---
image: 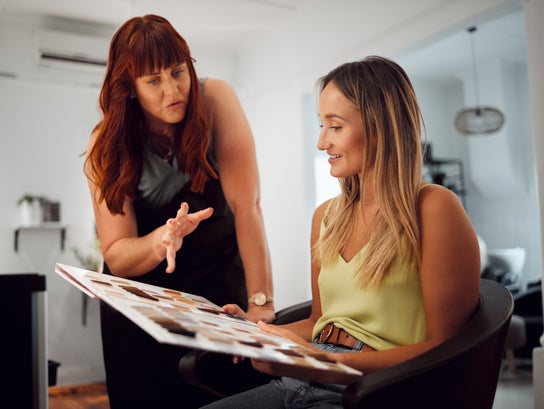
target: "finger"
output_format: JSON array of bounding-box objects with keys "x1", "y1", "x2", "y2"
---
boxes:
[
  {"x1": 165, "y1": 245, "x2": 176, "y2": 273},
  {"x1": 232, "y1": 355, "x2": 245, "y2": 364},
  {"x1": 257, "y1": 321, "x2": 280, "y2": 336},
  {"x1": 222, "y1": 304, "x2": 245, "y2": 317},
  {"x1": 188, "y1": 207, "x2": 213, "y2": 225},
  {"x1": 162, "y1": 219, "x2": 177, "y2": 237},
  {"x1": 175, "y1": 202, "x2": 189, "y2": 219},
  {"x1": 179, "y1": 208, "x2": 213, "y2": 233}
]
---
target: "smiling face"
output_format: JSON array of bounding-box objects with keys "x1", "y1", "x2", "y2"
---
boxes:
[
  {"x1": 134, "y1": 62, "x2": 191, "y2": 133},
  {"x1": 317, "y1": 81, "x2": 366, "y2": 178}
]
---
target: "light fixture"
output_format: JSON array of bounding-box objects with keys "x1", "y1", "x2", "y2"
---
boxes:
[{"x1": 454, "y1": 26, "x2": 505, "y2": 135}]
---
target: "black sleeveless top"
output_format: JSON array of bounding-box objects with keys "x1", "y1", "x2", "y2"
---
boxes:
[{"x1": 102, "y1": 162, "x2": 247, "y2": 310}]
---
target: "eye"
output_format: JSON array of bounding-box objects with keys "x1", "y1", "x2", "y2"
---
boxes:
[
  {"x1": 147, "y1": 77, "x2": 160, "y2": 85},
  {"x1": 172, "y1": 66, "x2": 185, "y2": 78}
]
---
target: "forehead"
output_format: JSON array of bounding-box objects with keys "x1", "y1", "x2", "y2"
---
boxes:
[
  {"x1": 319, "y1": 82, "x2": 358, "y2": 118},
  {"x1": 130, "y1": 40, "x2": 187, "y2": 78}
]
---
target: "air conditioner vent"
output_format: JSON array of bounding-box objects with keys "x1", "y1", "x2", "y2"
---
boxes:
[
  {"x1": 35, "y1": 29, "x2": 109, "y2": 71},
  {"x1": 40, "y1": 51, "x2": 106, "y2": 67}
]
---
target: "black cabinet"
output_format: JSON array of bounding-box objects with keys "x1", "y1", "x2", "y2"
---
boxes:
[
  {"x1": 0, "y1": 274, "x2": 47, "y2": 409},
  {"x1": 423, "y1": 143, "x2": 466, "y2": 207}
]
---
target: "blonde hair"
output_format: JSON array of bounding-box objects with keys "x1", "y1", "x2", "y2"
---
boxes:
[{"x1": 315, "y1": 56, "x2": 425, "y2": 287}]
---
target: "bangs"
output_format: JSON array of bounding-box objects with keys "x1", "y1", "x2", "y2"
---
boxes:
[{"x1": 129, "y1": 29, "x2": 191, "y2": 77}]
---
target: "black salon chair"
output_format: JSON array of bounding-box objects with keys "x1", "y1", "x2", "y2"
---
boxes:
[
  {"x1": 512, "y1": 281, "x2": 543, "y2": 360},
  {"x1": 179, "y1": 279, "x2": 513, "y2": 409}
]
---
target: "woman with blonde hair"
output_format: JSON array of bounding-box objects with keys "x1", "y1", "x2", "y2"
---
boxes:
[{"x1": 201, "y1": 55, "x2": 480, "y2": 408}]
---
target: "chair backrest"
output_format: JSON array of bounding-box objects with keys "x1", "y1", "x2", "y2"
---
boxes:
[
  {"x1": 343, "y1": 279, "x2": 514, "y2": 409},
  {"x1": 273, "y1": 300, "x2": 312, "y2": 325}
]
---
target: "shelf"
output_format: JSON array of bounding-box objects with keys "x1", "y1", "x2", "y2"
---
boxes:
[
  {"x1": 14, "y1": 224, "x2": 66, "y2": 252},
  {"x1": 424, "y1": 157, "x2": 466, "y2": 208}
]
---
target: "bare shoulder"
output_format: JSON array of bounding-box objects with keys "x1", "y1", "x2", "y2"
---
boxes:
[
  {"x1": 202, "y1": 78, "x2": 242, "y2": 129},
  {"x1": 314, "y1": 199, "x2": 332, "y2": 217},
  {"x1": 202, "y1": 78, "x2": 236, "y2": 102},
  {"x1": 310, "y1": 199, "x2": 332, "y2": 242},
  {"x1": 312, "y1": 199, "x2": 333, "y2": 226},
  {"x1": 418, "y1": 183, "x2": 465, "y2": 217},
  {"x1": 417, "y1": 183, "x2": 478, "y2": 265}
]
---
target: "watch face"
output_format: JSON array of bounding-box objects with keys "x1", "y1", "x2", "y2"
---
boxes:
[{"x1": 254, "y1": 292, "x2": 266, "y2": 306}]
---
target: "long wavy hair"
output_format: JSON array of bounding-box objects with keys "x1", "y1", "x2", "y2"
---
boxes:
[
  {"x1": 85, "y1": 14, "x2": 216, "y2": 215},
  {"x1": 314, "y1": 56, "x2": 425, "y2": 287}
]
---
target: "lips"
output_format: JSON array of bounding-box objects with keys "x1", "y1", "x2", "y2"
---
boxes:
[{"x1": 167, "y1": 100, "x2": 184, "y2": 108}]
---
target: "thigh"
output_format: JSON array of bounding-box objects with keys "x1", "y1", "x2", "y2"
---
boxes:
[
  {"x1": 280, "y1": 377, "x2": 344, "y2": 409},
  {"x1": 199, "y1": 382, "x2": 285, "y2": 409}
]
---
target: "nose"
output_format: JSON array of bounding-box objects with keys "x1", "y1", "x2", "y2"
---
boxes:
[
  {"x1": 163, "y1": 78, "x2": 180, "y2": 97},
  {"x1": 317, "y1": 129, "x2": 330, "y2": 151}
]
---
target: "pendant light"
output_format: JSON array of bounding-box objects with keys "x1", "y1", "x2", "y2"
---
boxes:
[{"x1": 454, "y1": 26, "x2": 505, "y2": 135}]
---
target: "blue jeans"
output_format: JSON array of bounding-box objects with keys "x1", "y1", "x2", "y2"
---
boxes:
[{"x1": 199, "y1": 343, "x2": 363, "y2": 409}]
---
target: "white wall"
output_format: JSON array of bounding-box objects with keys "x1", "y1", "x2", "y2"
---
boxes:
[{"x1": 0, "y1": 75, "x2": 105, "y2": 383}]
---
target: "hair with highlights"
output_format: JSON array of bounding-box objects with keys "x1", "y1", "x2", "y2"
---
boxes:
[
  {"x1": 314, "y1": 56, "x2": 425, "y2": 287},
  {"x1": 85, "y1": 14, "x2": 216, "y2": 215}
]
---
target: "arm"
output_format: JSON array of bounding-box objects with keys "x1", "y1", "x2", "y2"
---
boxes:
[
  {"x1": 204, "y1": 78, "x2": 275, "y2": 323},
  {"x1": 86, "y1": 132, "x2": 213, "y2": 278},
  {"x1": 253, "y1": 186, "x2": 480, "y2": 383}
]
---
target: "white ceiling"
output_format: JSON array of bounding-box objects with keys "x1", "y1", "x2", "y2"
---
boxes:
[
  {"x1": 398, "y1": 7, "x2": 526, "y2": 81},
  {"x1": 0, "y1": 0, "x2": 309, "y2": 51},
  {"x1": 0, "y1": 0, "x2": 527, "y2": 81}
]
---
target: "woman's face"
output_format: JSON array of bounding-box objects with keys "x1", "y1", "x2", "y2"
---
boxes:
[
  {"x1": 134, "y1": 62, "x2": 191, "y2": 132},
  {"x1": 317, "y1": 81, "x2": 365, "y2": 178}
]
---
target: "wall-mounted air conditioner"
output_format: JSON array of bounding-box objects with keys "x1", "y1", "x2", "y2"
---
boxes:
[{"x1": 35, "y1": 29, "x2": 109, "y2": 71}]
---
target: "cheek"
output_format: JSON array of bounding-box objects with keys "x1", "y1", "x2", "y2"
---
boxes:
[
  {"x1": 138, "y1": 92, "x2": 160, "y2": 110},
  {"x1": 182, "y1": 78, "x2": 191, "y2": 96}
]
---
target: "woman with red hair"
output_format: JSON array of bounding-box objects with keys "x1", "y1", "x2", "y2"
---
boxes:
[{"x1": 85, "y1": 14, "x2": 274, "y2": 409}]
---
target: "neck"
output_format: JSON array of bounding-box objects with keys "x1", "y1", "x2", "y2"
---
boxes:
[{"x1": 146, "y1": 130, "x2": 174, "y2": 162}]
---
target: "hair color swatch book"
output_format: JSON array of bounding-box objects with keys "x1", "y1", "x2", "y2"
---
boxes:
[{"x1": 55, "y1": 263, "x2": 362, "y2": 380}]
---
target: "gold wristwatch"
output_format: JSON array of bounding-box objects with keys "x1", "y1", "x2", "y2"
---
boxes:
[{"x1": 248, "y1": 292, "x2": 273, "y2": 306}]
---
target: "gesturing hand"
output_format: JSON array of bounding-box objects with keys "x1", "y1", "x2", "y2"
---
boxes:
[{"x1": 162, "y1": 202, "x2": 213, "y2": 273}]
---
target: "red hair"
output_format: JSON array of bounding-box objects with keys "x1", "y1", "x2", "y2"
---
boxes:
[{"x1": 85, "y1": 14, "x2": 217, "y2": 215}]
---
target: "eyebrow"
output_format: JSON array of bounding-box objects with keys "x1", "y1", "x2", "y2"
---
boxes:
[
  {"x1": 323, "y1": 113, "x2": 346, "y2": 121},
  {"x1": 142, "y1": 71, "x2": 160, "y2": 77}
]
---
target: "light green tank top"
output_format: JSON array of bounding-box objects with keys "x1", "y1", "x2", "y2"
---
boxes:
[{"x1": 312, "y1": 203, "x2": 426, "y2": 351}]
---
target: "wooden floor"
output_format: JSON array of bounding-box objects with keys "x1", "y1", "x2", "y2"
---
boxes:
[
  {"x1": 47, "y1": 366, "x2": 532, "y2": 409},
  {"x1": 48, "y1": 383, "x2": 110, "y2": 409}
]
